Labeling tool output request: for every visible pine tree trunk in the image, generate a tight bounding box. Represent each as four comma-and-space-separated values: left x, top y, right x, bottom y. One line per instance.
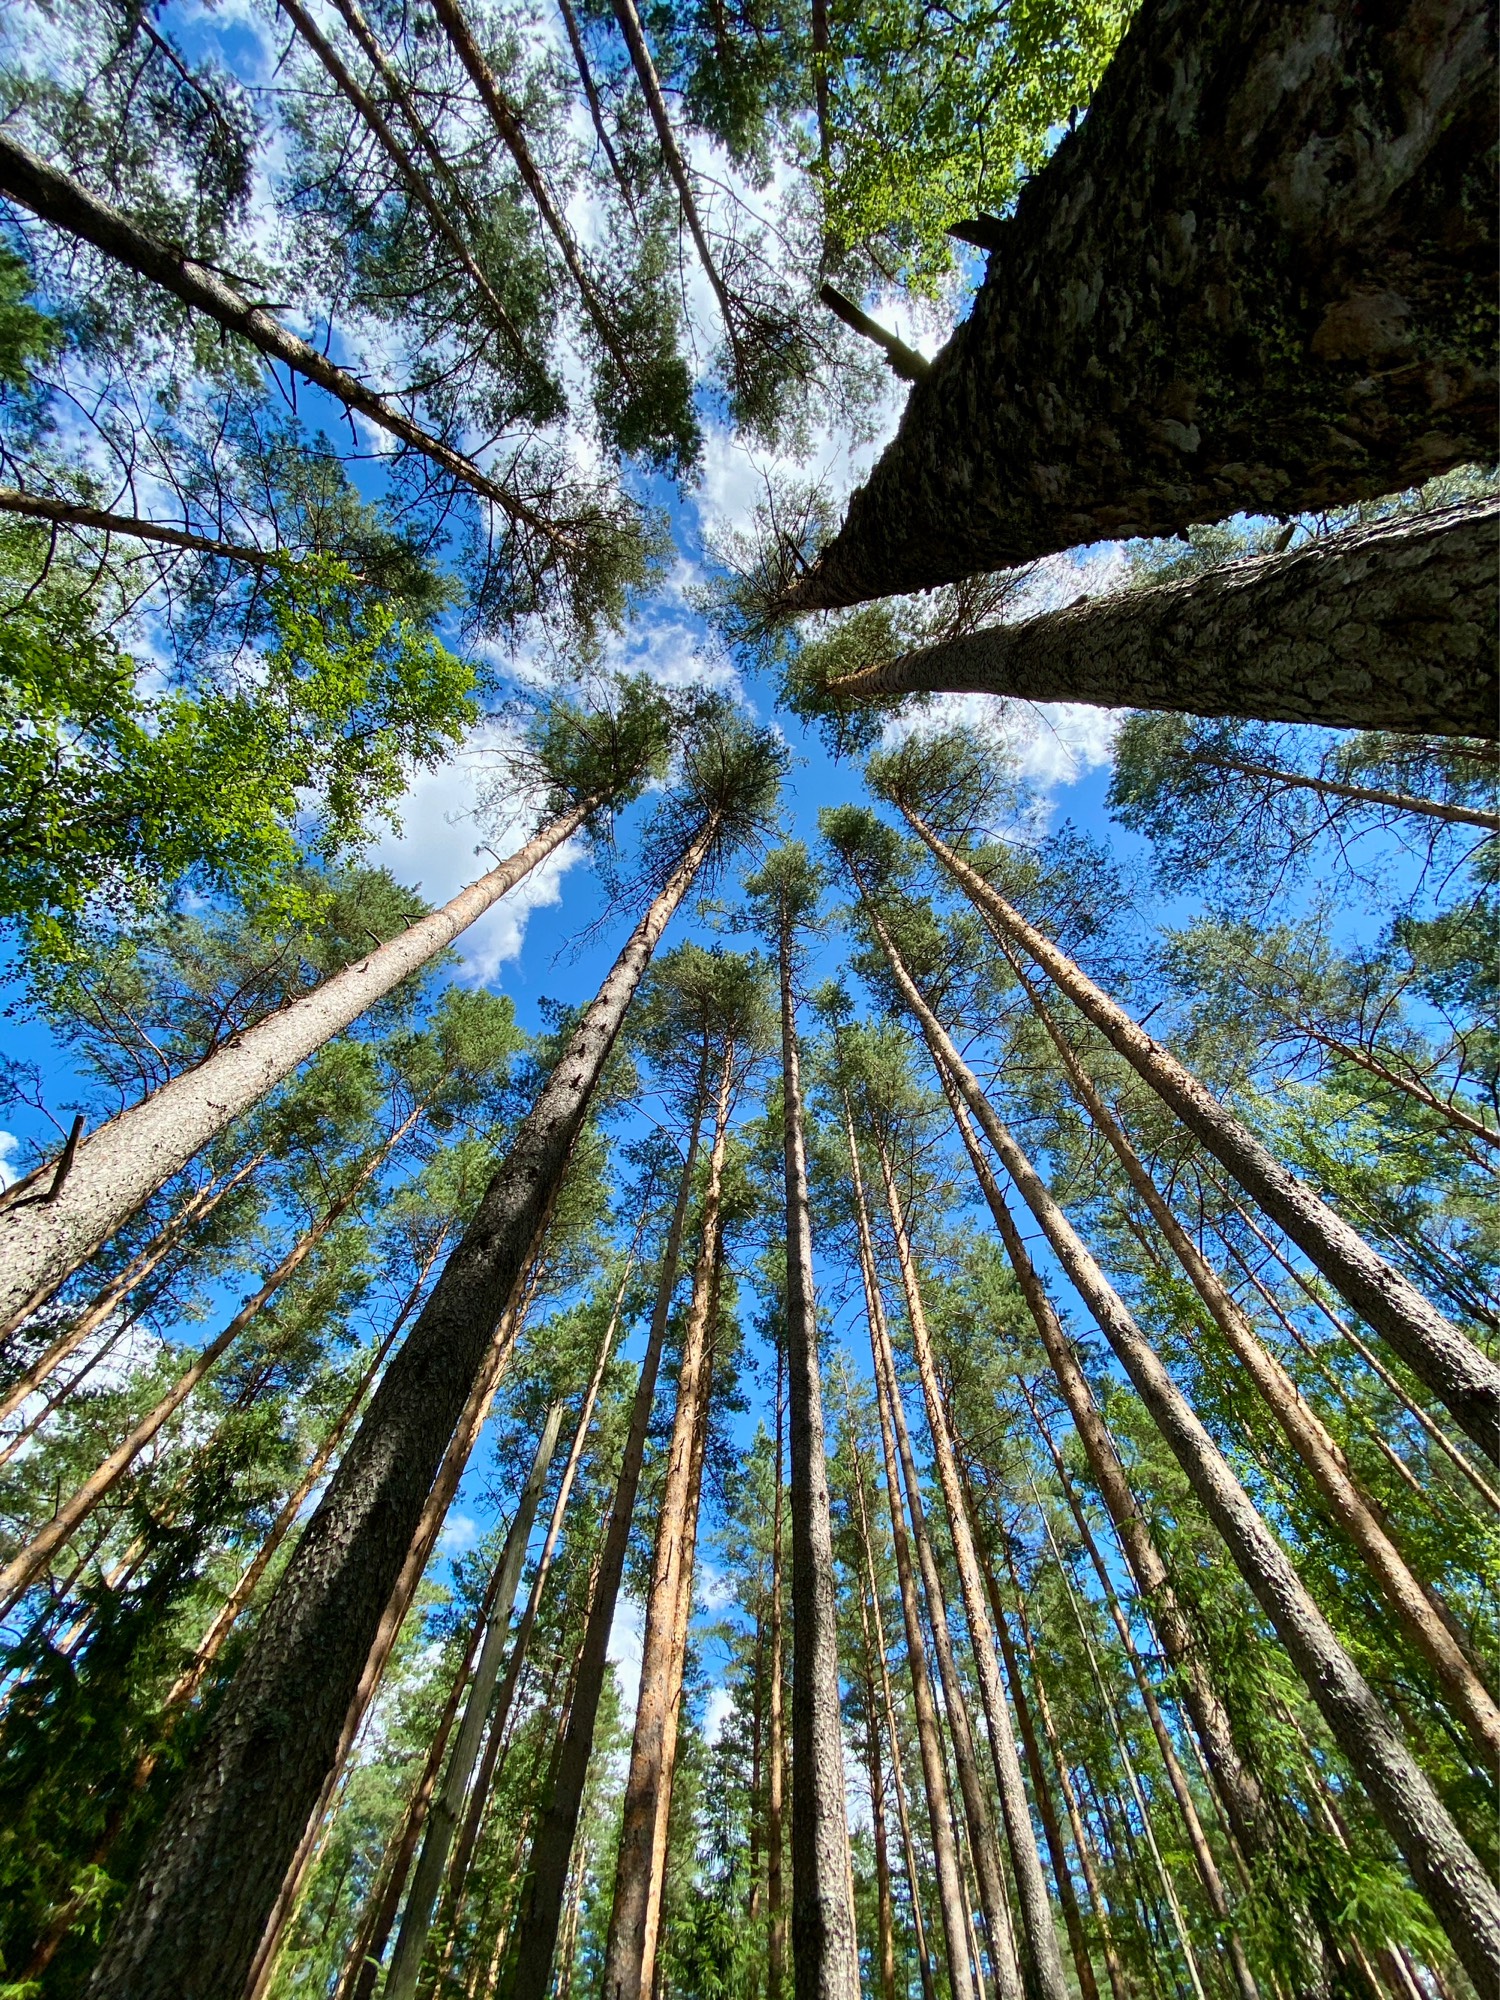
830, 502, 1499, 738
502, 1077, 709, 2000
1194, 750, 1500, 834
383, 1404, 568, 2000
0, 133, 568, 539
846, 1474, 898, 2000
783, 0, 1494, 610
1015, 963, 1500, 1767
0, 485, 276, 564
875, 1128, 1069, 2000
85, 819, 716, 2000
0, 1116, 411, 1617
602, 1054, 734, 2000
0, 801, 591, 1336
898, 807, 1500, 1459
767, 1339, 788, 2000
777, 912, 861, 1999
883, 937, 1500, 1986
846, 1110, 980, 2000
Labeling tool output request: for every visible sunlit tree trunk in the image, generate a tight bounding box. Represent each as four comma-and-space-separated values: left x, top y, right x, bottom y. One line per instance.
0, 802, 592, 1337
768, 1339, 788, 2000
896, 802, 1500, 1461
87, 818, 718, 2000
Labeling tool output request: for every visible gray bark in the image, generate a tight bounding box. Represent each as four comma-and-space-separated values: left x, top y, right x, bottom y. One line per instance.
0, 801, 591, 1337
779, 920, 862, 2000
901, 805, 1500, 1461
0, 134, 569, 544
832, 502, 1499, 740
784, 0, 1496, 611
875, 922, 1500, 1988
83, 820, 714, 2000
0, 486, 275, 563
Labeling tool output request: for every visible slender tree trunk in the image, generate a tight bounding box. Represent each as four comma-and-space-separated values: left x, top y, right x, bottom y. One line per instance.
749, 1601, 765, 1943
383, 1403, 568, 2000
274, 0, 528, 357
899, 809, 1500, 1457
1007, 1569, 1132, 2000
830, 503, 1499, 739
502, 1079, 710, 2000
777, 911, 861, 1998
880, 939, 1500, 1988
874, 1126, 1068, 2000
837, 1406, 896, 2000
0, 800, 592, 1336
1026, 1398, 1258, 2000
602, 1052, 734, 2000
768, 1339, 788, 2000
1194, 750, 1500, 834
86, 818, 717, 2000
847, 1113, 980, 2000
0, 485, 276, 564
1295, 1027, 1500, 1153
0, 1117, 411, 1617
0, 135, 569, 542
1013, 962, 1500, 1766
556, 0, 637, 214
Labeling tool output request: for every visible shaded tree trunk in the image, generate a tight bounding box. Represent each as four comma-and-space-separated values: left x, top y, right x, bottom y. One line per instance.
0, 800, 592, 1337
556, 0, 637, 214
829, 502, 1499, 739
896, 804, 1500, 1460
85, 817, 718, 2000
777, 908, 861, 1999
879, 932, 1500, 1987
783, 0, 1494, 611
0, 485, 278, 563
768, 1339, 788, 2000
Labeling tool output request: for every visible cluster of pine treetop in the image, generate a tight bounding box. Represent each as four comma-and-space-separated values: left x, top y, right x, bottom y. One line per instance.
0, 1, 1493, 1998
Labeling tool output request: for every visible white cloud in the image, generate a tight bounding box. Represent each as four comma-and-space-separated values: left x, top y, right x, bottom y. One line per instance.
439, 1511, 480, 1555
0, 1132, 21, 1191
703, 1684, 734, 1744
608, 1592, 646, 1720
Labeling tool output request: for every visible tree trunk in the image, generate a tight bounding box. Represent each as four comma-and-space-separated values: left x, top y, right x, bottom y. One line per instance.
1193, 749, 1500, 833
602, 1052, 734, 2000
0, 1115, 412, 1617
1296, 1028, 1500, 1153
768, 1339, 788, 2000
777, 912, 861, 1999
0, 800, 592, 1337
882, 938, 1500, 1987
501, 1084, 709, 2000
874, 1127, 1069, 2000
782, 0, 1495, 612
845, 1108, 980, 2000
85, 818, 717, 2000
383, 1403, 568, 2000
556, 0, 637, 215
1013, 960, 1499, 1767
1026, 1398, 1259, 2000
1007, 1567, 1132, 2000
897, 805, 1500, 1460
0, 485, 277, 564
830, 502, 1498, 739
0, 134, 570, 543
856, 1560, 898, 2000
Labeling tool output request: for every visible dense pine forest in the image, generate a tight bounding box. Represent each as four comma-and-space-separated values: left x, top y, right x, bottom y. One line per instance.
0, 2, 1495, 1997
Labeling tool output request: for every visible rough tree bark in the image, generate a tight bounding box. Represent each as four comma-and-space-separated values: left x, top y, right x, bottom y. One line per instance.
878, 929, 1500, 1987
829, 502, 1499, 740
782, 0, 1495, 611
896, 802, 1500, 1460
84, 818, 717, 2000
776, 905, 861, 2000
0, 799, 594, 1336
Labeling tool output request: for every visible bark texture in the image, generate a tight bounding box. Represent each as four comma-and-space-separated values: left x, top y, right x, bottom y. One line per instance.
785, 0, 1496, 611
778, 924, 861, 2000
832, 502, 1499, 739
83, 827, 712, 2000
0, 803, 591, 1337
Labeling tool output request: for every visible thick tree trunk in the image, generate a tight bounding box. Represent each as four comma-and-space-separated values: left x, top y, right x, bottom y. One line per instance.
883, 939, 1500, 1987
382, 1404, 568, 2000
875, 1133, 1069, 2000
0, 1152, 263, 1425
1014, 961, 1499, 1767
783, 0, 1495, 612
601, 1056, 733, 2000
831, 503, 1499, 739
85, 821, 715, 2000
501, 1091, 707, 2000
845, 1109, 980, 2000
0, 486, 275, 563
778, 916, 861, 1999
768, 1342, 788, 2000
899, 805, 1500, 1460
0, 800, 592, 1336
0, 134, 570, 542
0, 1117, 411, 1617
